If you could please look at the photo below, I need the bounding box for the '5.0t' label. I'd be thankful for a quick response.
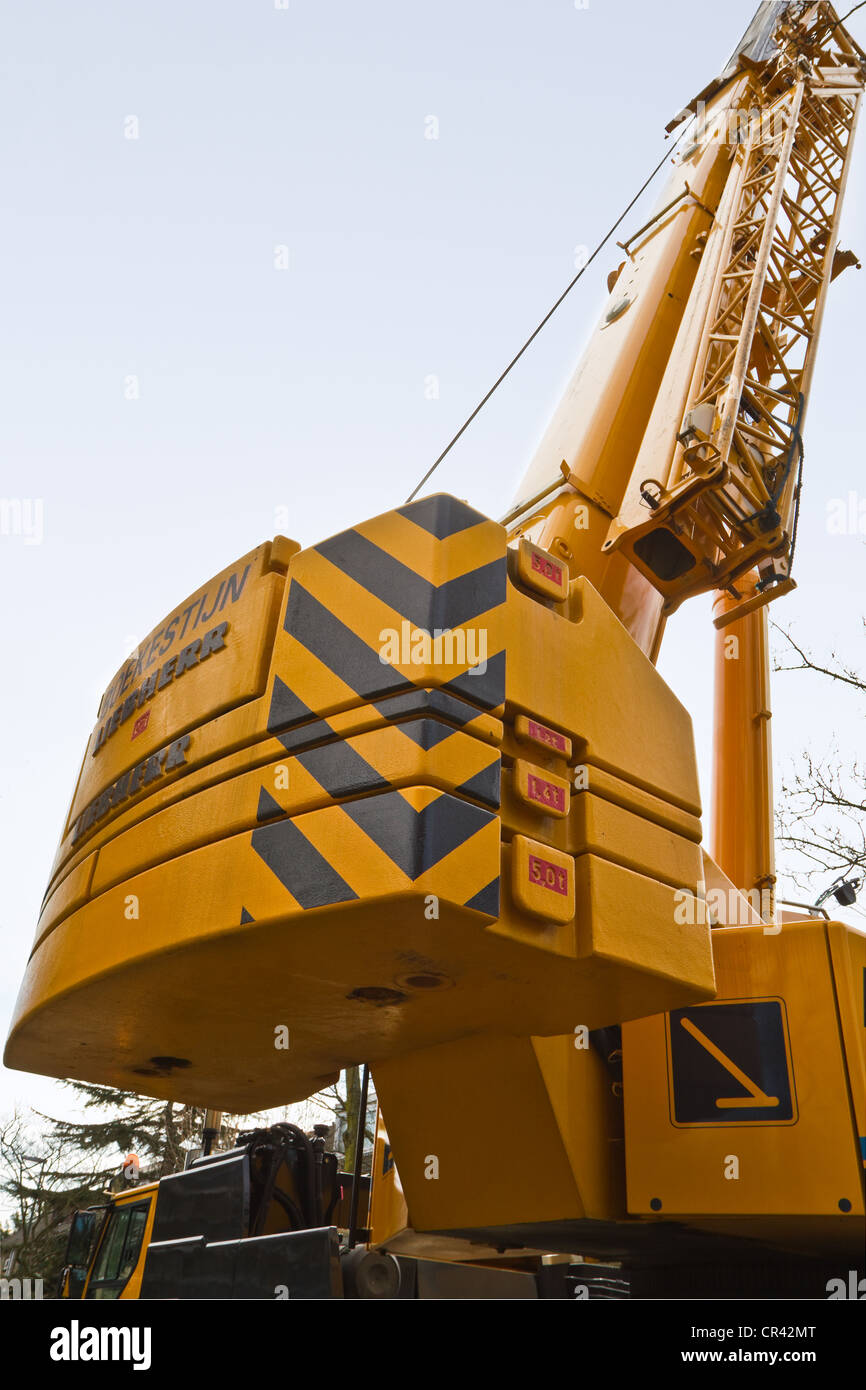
[528,853,569,895]
[511,834,575,924]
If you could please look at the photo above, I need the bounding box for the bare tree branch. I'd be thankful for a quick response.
[772,621,865,913]
[771,621,865,690]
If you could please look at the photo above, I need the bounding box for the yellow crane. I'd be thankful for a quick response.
[6,0,864,1299]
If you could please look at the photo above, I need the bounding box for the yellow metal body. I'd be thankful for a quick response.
[622,921,864,1257]
[5,498,714,1110]
[371,1032,625,1252]
[711,580,776,914]
[5,1,865,1278]
[368,916,864,1260]
[366,2,865,1265]
[507,71,754,657]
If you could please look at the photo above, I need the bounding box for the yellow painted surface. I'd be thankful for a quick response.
[568,789,703,891]
[37,853,96,945]
[514,713,572,763]
[90,725,501,898]
[508,75,753,654]
[506,579,702,816]
[68,544,289,833]
[826,923,866,1175]
[622,922,864,1251]
[7,497,715,1109]
[369,1107,409,1246]
[372,1029,624,1233]
[515,540,569,602]
[711,581,775,912]
[511,835,575,923]
[512,759,570,820]
[6,0,865,1278]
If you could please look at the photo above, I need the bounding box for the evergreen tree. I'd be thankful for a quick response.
[34,1080,208,1183]
[0,1109,104,1284]
[1,1082,237,1287]
[1,1071,374,1291]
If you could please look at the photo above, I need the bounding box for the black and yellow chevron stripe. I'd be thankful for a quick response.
[255,721,501,821]
[268,495,506,733]
[247,787,500,918]
[244,497,506,928]
[268,686,503,757]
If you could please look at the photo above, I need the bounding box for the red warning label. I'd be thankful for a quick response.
[528,854,569,896]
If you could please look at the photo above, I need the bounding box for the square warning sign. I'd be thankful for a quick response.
[666,998,797,1126]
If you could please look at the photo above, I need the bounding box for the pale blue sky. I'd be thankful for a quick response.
[2,0,864,1129]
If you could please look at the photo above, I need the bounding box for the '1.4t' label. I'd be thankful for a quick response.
[527,773,566,814]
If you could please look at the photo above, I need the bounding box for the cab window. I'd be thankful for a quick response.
[85,1200,150,1299]
[61,1207,105,1299]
